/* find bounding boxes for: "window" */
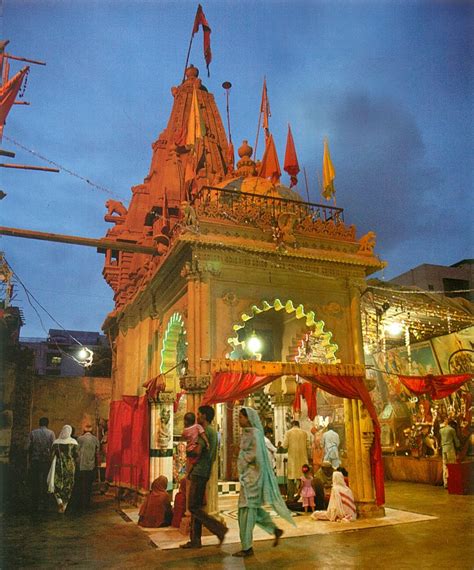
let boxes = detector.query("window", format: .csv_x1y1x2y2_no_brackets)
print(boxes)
443,278,469,300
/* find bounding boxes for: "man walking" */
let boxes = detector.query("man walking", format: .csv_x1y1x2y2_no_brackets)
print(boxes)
77,424,100,509
440,418,460,488
28,417,55,512
180,405,228,549
282,420,308,502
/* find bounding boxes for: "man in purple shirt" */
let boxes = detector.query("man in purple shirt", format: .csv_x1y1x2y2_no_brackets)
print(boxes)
28,417,55,511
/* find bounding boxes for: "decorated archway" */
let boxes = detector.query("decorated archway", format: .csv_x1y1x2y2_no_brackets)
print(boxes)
150,312,188,486
226,298,338,363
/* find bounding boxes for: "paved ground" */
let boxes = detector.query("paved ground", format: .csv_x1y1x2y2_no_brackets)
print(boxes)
1,482,473,569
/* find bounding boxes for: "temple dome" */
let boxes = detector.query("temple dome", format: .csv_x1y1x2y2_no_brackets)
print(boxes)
217,176,303,202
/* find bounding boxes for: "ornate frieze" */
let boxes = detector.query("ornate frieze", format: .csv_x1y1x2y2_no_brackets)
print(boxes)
180,374,210,393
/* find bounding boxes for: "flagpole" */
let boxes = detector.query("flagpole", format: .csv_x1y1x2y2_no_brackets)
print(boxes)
183,6,201,83
303,167,310,202
254,76,267,160
183,31,195,83
316,170,322,200
253,110,262,160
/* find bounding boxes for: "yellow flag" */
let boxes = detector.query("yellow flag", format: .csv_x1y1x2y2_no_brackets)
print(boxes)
185,87,206,146
322,137,336,200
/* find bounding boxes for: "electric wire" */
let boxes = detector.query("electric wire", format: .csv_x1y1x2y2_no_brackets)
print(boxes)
6,259,94,367
3,135,124,199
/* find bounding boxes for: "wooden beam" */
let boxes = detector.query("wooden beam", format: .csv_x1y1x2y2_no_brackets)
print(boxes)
0,226,156,255
0,163,59,173
4,53,46,66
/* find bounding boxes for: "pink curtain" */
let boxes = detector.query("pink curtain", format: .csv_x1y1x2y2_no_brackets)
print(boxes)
203,371,385,506
105,395,150,492
398,373,471,400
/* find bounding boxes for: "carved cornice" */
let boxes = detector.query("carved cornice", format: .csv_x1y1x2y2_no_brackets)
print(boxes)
180,375,210,393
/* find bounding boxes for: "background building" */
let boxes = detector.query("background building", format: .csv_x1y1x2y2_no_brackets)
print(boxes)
21,329,109,377
390,259,473,302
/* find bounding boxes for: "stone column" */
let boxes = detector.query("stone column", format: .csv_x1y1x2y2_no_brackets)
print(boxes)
149,393,175,490
272,391,294,484
345,281,385,517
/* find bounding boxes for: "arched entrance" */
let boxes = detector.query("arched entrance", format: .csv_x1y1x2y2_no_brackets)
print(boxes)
150,312,187,486
219,298,341,482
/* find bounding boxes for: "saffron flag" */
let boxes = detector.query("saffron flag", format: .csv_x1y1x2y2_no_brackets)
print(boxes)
259,134,281,185
284,125,300,187
192,4,212,77
185,86,206,146
260,78,271,139
321,137,336,200
0,66,28,127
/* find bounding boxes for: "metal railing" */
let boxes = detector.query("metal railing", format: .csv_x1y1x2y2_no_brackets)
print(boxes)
194,185,345,224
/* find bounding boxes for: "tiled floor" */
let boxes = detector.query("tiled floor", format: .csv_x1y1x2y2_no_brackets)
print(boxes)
2,481,473,569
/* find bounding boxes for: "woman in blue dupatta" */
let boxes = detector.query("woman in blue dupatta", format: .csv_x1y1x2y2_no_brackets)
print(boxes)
233,407,295,558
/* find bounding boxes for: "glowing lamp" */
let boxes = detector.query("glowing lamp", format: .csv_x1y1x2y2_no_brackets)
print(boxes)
385,321,404,336
78,348,89,360
247,332,262,354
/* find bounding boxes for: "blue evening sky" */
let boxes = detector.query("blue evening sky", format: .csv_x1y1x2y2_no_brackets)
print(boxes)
1,0,472,338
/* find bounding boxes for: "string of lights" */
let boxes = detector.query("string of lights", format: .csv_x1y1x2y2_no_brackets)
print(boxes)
367,284,474,295
3,135,124,199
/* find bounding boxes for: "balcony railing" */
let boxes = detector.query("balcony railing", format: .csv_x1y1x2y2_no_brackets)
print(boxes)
195,185,344,224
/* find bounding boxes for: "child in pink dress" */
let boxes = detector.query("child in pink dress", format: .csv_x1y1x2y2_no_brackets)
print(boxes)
298,463,315,513
181,412,210,473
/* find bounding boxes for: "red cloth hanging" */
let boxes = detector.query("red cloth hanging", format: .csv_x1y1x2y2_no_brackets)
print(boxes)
0,66,29,126
398,373,471,400
202,371,385,506
293,382,318,420
105,395,150,492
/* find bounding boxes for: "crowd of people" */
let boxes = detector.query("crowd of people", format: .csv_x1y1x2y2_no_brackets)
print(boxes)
28,417,100,514
137,406,355,557
29,408,356,554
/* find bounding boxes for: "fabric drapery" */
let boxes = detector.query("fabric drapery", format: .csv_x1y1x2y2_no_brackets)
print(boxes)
259,134,281,184
143,374,166,400
284,124,300,187
397,373,471,400
322,137,336,200
192,4,212,76
0,66,29,126
105,395,150,492
293,381,318,420
202,370,385,506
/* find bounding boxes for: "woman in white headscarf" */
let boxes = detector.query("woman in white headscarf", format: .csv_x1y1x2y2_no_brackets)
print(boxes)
47,425,78,513
233,407,295,558
311,470,357,522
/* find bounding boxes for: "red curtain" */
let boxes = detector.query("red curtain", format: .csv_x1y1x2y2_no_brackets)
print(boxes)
105,395,150,492
203,371,385,506
398,374,471,400
293,382,318,420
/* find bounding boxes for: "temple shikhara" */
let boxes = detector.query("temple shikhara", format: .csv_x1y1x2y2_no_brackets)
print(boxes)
101,49,388,515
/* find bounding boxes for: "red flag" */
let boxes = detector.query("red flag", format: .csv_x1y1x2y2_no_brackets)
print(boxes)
0,66,29,127
259,134,281,185
284,125,300,187
260,78,271,139
192,4,212,77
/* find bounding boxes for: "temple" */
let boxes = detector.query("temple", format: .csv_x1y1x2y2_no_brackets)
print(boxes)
101,62,386,517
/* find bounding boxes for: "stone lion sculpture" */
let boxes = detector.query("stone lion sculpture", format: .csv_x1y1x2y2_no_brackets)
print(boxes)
358,231,376,254
105,200,127,218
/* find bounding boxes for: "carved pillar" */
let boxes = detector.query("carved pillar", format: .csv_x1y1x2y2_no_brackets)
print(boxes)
271,390,294,483
345,281,384,517
149,393,175,490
